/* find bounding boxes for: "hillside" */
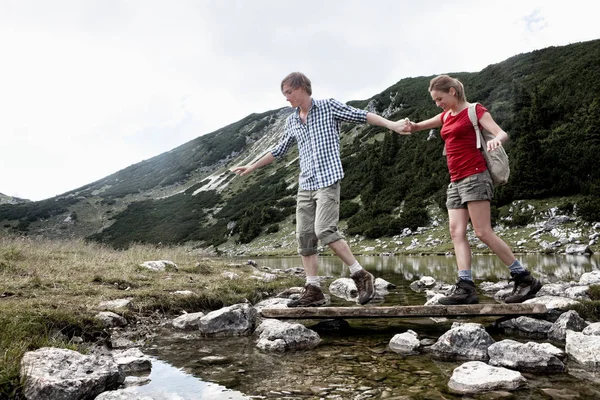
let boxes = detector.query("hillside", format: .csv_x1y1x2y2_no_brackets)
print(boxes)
1,39,599,253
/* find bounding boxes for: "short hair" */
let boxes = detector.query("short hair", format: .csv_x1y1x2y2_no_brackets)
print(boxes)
428,75,467,102
281,72,312,95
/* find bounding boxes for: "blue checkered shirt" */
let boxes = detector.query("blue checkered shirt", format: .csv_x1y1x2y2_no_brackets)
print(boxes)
270,98,368,190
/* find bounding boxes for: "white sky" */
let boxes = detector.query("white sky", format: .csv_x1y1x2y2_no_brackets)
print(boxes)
1,0,599,201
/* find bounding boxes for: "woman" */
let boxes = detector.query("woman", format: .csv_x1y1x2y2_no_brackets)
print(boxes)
405,75,542,305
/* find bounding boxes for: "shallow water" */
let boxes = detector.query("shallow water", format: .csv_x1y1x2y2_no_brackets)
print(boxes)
129,254,600,399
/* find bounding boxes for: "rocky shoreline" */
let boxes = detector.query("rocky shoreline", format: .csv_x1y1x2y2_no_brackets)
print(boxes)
19,262,600,399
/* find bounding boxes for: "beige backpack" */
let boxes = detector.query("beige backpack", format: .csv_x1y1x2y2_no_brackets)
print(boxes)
442,103,510,186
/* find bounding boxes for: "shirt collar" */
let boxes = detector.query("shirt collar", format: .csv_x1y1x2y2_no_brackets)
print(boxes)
293,98,317,121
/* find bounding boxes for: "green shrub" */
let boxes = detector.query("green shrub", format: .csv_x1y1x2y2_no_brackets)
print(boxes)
266,224,280,234
340,201,360,219
578,196,600,222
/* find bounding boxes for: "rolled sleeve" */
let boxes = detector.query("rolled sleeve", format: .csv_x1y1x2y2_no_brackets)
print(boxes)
270,119,296,159
329,98,368,124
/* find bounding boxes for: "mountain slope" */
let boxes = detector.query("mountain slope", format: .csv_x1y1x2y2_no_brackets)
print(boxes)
1,39,599,249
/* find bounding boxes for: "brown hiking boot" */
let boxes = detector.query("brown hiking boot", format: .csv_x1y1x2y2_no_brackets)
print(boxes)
287,284,326,307
351,269,375,305
505,271,542,303
439,279,479,305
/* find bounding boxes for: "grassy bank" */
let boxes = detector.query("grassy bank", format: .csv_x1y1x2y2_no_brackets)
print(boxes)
0,236,301,398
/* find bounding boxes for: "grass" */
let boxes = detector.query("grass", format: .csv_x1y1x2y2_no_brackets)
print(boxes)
0,236,301,398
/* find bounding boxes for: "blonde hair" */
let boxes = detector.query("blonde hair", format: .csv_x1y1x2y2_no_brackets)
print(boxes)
429,75,467,102
281,72,312,95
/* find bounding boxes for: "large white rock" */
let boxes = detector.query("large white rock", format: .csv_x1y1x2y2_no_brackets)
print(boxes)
172,311,205,330
198,303,257,336
430,323,495,361
566,330,600,370
523,296,580,310
448,361,526,394
20,347,123,400
255,319,321,352
389,330,421,355
580,270,600,285
488,339,566,373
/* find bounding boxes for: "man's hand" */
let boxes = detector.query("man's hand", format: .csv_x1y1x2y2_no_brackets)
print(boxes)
230,165,254,176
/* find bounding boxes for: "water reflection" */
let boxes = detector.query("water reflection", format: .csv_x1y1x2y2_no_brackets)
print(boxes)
247,254,599,284
124,357,249,400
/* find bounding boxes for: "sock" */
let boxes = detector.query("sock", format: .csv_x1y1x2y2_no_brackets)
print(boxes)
348,260,362,275
306,276,320,287
508,260,526,274
458,269,473,282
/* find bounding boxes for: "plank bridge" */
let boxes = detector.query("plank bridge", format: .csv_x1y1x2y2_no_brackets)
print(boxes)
259,303,548,319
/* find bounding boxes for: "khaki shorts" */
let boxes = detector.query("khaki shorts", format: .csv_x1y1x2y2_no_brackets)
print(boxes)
446,170,494,209
296,182,344,256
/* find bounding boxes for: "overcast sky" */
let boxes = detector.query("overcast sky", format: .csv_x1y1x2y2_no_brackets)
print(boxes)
1,0,599,201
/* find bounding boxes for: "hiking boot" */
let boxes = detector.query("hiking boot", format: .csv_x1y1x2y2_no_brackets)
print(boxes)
351,269,375,305
505,271,542,303
439,279,479,305
287,284,326,307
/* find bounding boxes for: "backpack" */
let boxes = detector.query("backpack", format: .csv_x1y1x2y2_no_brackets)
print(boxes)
442,103,510,186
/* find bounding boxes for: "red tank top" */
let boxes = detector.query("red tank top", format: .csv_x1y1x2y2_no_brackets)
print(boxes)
440,104,488,182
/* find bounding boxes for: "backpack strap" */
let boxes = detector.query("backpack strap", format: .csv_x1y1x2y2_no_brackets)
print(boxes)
467,103,483,149
442,112,450,156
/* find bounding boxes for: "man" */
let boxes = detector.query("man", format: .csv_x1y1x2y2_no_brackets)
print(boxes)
231,72,408,307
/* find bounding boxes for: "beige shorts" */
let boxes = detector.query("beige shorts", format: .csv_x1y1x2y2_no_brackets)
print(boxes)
446,170,494,209
296,182,344,256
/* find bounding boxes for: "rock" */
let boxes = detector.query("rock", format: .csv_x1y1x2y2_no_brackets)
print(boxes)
448,361,526,394
112,348,152,374
221,271,240,280
538,283,571,297
255,319,320,352
564,286,590,301
430,322,495,361
424,293,444,306
95,312,128,328
523,296,580,310
579,270,600,285
565,330,600,370
479,281,511,294
253,297,290,312
98,298,134,311
548,310,587,343
496,316,553,338
139,260,178,272
329,278,358,301
110,337,137,350
20,347,123,400
565,244,593,255
172,290,194,296
198,303,257,336
95,390,154,399
250,271,278,282
389,330,420,355
583,322,600,336
172,311,205,330
409,276,436,292
488,339,566,373
375,277,397,290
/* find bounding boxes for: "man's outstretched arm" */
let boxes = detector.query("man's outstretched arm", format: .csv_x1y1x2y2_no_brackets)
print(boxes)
366,113,410,135
230,152,275,176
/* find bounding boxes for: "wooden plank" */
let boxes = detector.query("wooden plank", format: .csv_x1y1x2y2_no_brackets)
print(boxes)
259,303,548,319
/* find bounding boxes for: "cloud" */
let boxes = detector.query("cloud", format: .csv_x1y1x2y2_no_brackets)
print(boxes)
1,0,599,200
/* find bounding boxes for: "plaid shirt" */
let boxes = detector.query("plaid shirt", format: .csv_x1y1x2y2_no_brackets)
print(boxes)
270,98,368,190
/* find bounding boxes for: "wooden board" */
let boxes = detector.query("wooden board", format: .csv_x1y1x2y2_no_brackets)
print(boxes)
259,303,548,319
